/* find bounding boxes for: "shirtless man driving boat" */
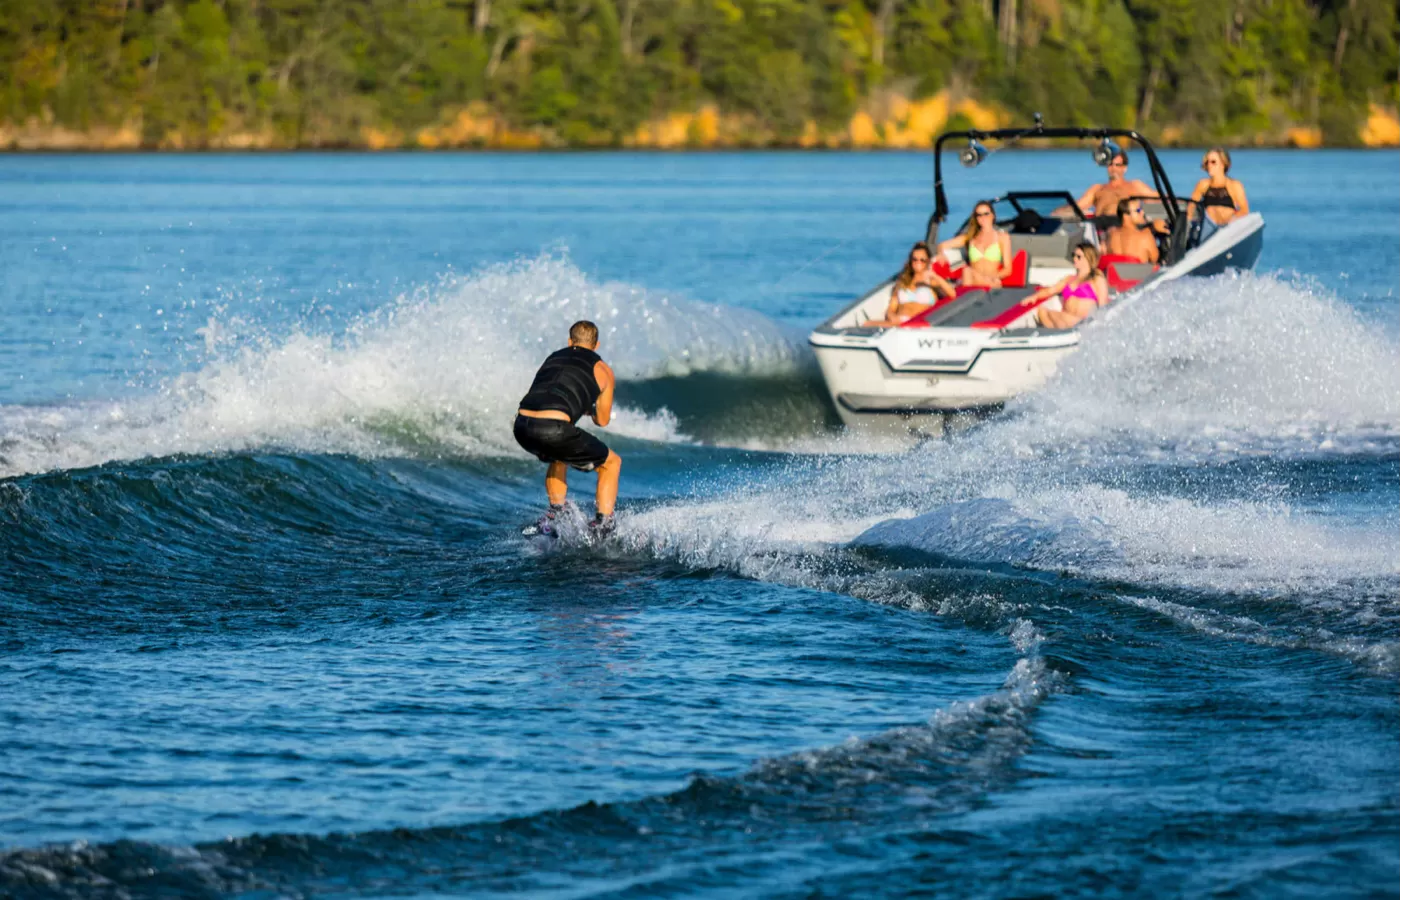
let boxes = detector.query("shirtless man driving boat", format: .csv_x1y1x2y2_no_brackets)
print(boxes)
1075,151,1157,217
514,320,622,536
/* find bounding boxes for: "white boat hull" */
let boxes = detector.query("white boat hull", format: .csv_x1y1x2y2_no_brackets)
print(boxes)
812,331,1078,427
810,213,1263,429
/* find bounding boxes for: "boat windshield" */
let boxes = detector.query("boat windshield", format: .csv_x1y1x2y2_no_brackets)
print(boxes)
1006,191,1084,222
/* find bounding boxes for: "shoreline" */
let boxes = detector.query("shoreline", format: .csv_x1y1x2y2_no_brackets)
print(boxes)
5,96,1395,153
3,142,1397,154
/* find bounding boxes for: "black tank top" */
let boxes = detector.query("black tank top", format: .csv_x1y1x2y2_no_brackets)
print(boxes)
1201,185,1236,209
519,346,603,424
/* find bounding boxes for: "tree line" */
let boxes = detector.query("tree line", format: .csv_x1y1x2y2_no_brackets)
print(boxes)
0,0,1395,148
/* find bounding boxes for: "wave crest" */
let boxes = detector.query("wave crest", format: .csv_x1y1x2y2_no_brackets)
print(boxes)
0,255,802,478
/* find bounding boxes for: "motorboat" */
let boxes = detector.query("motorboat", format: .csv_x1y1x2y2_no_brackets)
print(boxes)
808,120,1264,428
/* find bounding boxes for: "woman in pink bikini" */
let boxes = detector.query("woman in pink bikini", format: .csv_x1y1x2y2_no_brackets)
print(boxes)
1017,242,1109,329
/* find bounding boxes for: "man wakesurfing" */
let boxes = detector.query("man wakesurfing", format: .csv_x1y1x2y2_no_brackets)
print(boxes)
514,320,622,537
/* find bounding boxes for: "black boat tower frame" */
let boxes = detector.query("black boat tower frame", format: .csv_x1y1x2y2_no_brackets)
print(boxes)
930,119,1182,249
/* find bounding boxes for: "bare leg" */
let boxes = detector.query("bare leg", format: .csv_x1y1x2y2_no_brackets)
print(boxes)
862,303,931,327
545,461,568,506
594,451,622,516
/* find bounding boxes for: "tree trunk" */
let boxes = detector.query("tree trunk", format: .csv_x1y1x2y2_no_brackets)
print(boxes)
998,0,1018,66
112,0,130,65
1333,0,1357,70
620,0,635,59
1138,58,1162,124
872,0,897,69
474,0,491,34
486,29,510,79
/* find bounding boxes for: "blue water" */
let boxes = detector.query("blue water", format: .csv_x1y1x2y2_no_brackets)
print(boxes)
1,150,1397,898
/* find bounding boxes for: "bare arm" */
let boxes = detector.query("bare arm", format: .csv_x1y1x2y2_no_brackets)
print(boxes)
1131,179,1159,199
1020,276,1071,306
591,361,615,427
918,269,955,298
994,231,1014,281
1091,273,1109,305
937,234,968,253
1107,227,1124,256
1075,184,1099,215
1189,178,1208,207
1229,179,1249,219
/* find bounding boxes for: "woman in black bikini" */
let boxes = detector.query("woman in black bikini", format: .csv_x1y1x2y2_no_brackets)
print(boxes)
1190,148,1249,230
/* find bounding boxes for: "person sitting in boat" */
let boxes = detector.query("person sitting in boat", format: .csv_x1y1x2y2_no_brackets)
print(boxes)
1190,148,1249,236
1074,150,1157,217
1106,197,1160,264
1017,242,1109,329
937,201,1012,287
863,242,955,327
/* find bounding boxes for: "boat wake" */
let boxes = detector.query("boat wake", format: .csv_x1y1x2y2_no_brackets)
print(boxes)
0,255,822,480
599,270,1400,672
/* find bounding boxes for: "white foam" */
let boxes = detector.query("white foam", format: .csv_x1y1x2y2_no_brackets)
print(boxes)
609,272,1398,650
1012,271,1400,460
0,255,795,477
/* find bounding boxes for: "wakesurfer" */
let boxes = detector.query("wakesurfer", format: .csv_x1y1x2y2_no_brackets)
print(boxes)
514,320,622,536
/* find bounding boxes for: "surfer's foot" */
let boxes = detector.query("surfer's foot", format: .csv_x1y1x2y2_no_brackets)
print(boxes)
532,503,566,536
589,512,615,538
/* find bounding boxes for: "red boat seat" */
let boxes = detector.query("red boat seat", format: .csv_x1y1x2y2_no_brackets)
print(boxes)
971,292,1052,329
1001,249,1028,288
900,251,1030,328
1097,253,1143,271
1104,260,1158,292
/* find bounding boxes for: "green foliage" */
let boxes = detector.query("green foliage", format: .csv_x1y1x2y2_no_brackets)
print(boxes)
0,0,1394,146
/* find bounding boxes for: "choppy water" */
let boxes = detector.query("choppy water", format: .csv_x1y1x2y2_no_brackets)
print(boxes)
1,150,1397,898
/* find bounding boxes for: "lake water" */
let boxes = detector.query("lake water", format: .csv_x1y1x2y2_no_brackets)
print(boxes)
1,149,1397,898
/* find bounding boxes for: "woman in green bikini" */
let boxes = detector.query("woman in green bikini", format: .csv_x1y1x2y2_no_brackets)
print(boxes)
938,200,1013,288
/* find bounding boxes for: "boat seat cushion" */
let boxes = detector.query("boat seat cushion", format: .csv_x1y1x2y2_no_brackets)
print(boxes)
1106,261,1157,292
1097,253,1144,270
1001,249,1028,288
971,291,1052,329
1008,233,1072,263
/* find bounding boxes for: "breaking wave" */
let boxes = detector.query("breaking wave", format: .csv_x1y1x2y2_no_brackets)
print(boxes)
0,255,809,479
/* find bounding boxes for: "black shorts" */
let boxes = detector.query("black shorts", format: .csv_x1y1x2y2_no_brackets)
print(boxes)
513,415,611,472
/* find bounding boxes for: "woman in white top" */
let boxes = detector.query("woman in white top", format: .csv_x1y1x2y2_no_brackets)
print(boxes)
863,242,956,327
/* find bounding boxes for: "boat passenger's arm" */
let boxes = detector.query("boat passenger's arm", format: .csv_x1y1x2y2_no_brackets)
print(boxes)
936,234,967,254
929,272,956,298
1020,276,1069,306
591,361,615,427
995,232,1014,281
1229,179,1249,220
1075,184,1099,214
1134,179,1160,199
1092,274,1109,305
